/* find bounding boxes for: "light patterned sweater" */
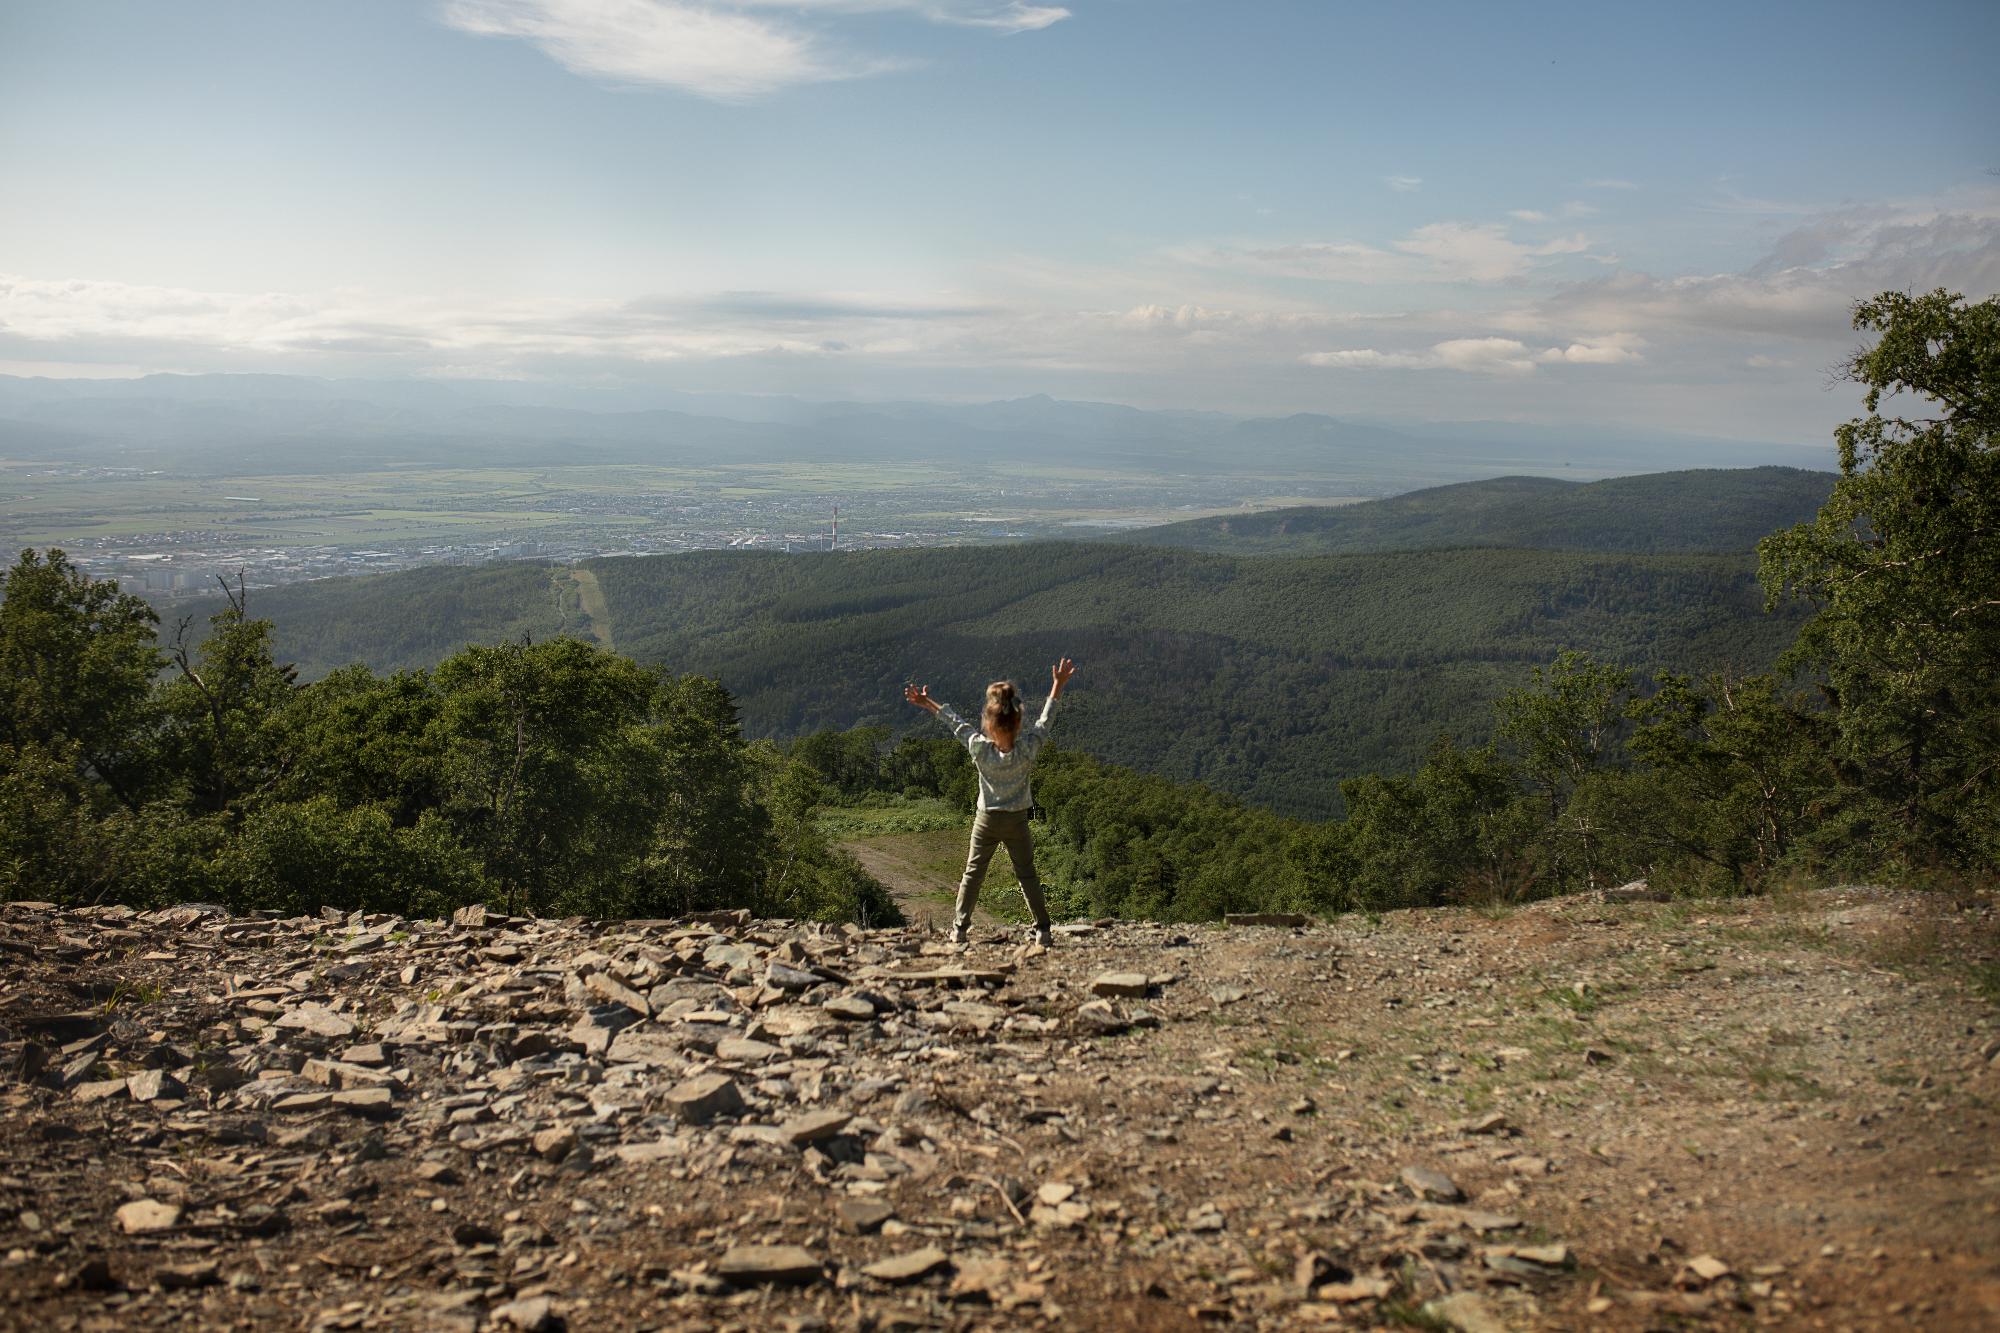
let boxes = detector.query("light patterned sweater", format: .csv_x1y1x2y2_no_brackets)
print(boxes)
934,694,1057,812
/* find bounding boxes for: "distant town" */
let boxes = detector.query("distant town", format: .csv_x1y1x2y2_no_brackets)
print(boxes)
6,461,1346,601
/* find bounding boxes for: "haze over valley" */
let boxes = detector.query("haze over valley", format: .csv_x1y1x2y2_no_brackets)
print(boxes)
0,371,1831,596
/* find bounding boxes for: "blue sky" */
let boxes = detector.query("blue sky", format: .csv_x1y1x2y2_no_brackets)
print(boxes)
2,0,1996,441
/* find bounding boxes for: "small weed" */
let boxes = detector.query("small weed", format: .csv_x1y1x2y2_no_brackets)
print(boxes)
1740,1059,1828,1100
1542,983,1603,1017
99,979,162,1015
1968,962,2000,1006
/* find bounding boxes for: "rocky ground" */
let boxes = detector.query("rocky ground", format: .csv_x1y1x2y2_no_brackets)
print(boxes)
1,884,1996,1332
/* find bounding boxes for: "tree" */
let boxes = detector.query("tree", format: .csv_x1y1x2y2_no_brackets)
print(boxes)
430,637,666,915
1338,737,1527,909
1759,290,2000,865
0,549,163,811
1620,672,1843,888
1495,650,1637,889
630,674,769,917
155,578,298,815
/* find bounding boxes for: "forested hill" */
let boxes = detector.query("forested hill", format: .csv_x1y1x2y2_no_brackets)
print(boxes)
217,540,1806,819
1117,466,1835,556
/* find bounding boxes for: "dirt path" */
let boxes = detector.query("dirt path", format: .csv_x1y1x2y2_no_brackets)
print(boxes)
842,833,1000,935
556,565,614,651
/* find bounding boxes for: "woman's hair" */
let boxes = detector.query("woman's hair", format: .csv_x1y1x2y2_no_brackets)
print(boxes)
982,680,1024,740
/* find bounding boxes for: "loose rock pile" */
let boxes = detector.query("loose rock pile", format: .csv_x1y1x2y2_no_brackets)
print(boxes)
8,892,1969,1328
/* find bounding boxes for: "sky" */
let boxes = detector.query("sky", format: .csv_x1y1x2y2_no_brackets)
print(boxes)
1,0,1996,442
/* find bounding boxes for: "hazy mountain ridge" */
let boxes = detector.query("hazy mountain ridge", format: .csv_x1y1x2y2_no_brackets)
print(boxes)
1116,467,1838,556
0,374,1827,487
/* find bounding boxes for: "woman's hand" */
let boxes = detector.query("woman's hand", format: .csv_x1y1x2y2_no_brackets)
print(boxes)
1050,656,1077,697
904,682,941,713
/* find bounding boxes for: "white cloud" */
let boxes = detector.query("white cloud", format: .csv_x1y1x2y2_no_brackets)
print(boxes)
1300,348,1431,370
1188,222,1596,286
438,0,1065,100
1529,195,2000,342
734,0,1068,32
1508,209,1547,222
1387,176,1423,192
1393,223,1590,283
1535,333,1644,364
1585,178,1640,190
1304,334,1606,376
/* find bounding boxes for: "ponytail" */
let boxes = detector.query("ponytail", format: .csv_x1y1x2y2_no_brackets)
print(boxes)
982,680,1023,741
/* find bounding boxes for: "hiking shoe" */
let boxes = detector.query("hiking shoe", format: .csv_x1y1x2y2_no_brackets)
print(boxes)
946,927,968,946
1034,927,1055,949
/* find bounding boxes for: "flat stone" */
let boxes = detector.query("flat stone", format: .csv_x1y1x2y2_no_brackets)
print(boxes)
331,1087,397,1119
605,1029,682,1067
340,1042,391,1067
155,1261,220,1290
862,1246,951,1284
303,1058,396,1090
1461,1111,1512,1136
716,1244,823,1286
126,1069,186,1103
274,1003,355,1039
883,967,1011,987
617,1140,686,1166
766,962,820,992
664,1073,744,1125
116,1200,181,1234
1400,1165,1462,1202
835,1198,896,1233
823,994,877,1021
532,1127,578,1162
1426,1291,1510,1333
490,1295,558,1331
72,1078,127,1104
1315,1277,1393,1303
585,971,651,1016
782,1110,852,1144
1455,1209,1522,1234
1074,999,1130,1033
1036,1182,1076,1205
1223,912,1309,928
1686,1254,1731,1283
1089,972,1150,998
715,1037,783,1063
950,1258,1012,1300
273,1092,334,1113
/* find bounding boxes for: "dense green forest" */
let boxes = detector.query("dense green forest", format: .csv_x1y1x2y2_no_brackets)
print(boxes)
0,564,898,924
8,290,1995,921
201,541,1807,819
1119,466,1836,556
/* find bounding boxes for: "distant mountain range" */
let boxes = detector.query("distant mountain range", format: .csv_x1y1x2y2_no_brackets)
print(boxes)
185,466,1827,818
0,373,1831,491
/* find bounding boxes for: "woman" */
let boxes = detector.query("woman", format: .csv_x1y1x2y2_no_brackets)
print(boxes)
904,657,1076,947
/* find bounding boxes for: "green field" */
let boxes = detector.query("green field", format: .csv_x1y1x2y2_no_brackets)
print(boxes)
0,458,1350,551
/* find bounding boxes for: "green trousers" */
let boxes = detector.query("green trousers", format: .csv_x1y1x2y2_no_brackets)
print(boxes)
954,807,1050,934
